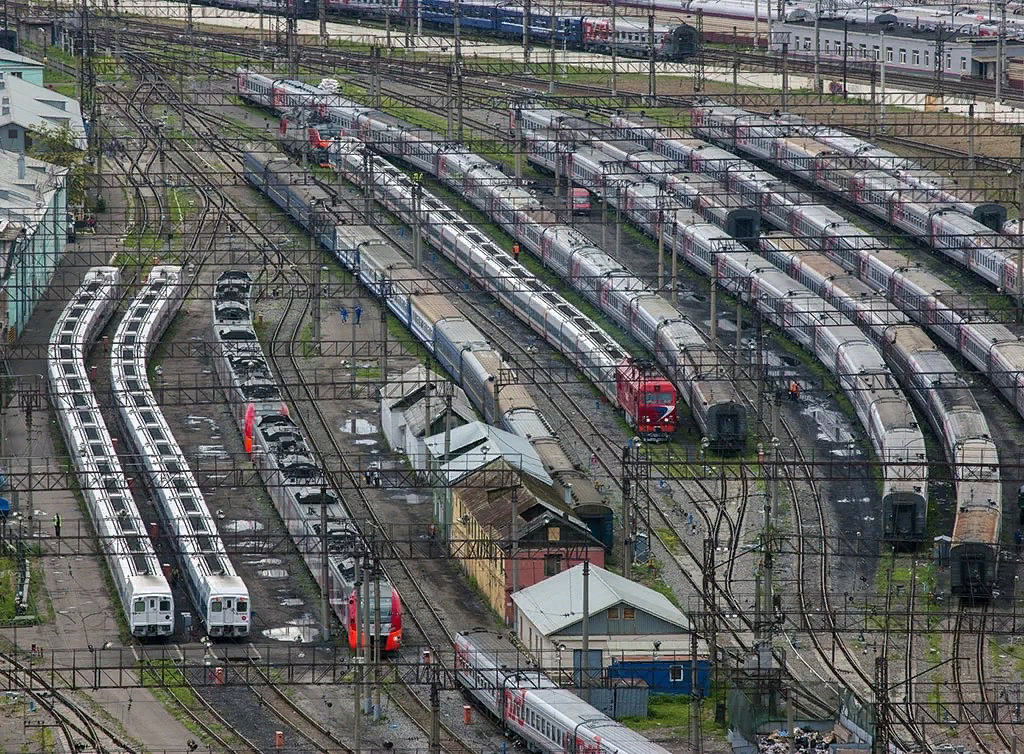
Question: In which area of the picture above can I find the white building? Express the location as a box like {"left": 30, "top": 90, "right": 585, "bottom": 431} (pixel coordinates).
{"left": 379, "top": 365, "right": 475, "bottom": 468}
{"left": 0, "top": 152, "right": 68, "bottom": 339}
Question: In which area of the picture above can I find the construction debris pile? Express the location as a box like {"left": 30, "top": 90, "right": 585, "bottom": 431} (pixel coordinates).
{"left": 757, "top": 728, "right": 836, "bottom": 754}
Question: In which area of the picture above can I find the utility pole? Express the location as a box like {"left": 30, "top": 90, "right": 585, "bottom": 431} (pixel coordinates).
{"left": 353, "top": 558, "right": 362, "bottom": 753}
{"left": 997, "top": 1, "right": 1006, "bottom": 101}
{"left": 1018, "top": 134, "right": 1023, "bottom": 322}
{"left": 581, "top": 559, "right": 590, "bottom": 703}
{"left": 454, "top": 0, "right": 463, "bottom": 141}
{"left": 754, "top": 0, "right": 759, "bottom": 50}
{"left": 873, "top": 657, "right": 890, "bottom": 754}
{"left": 648, "top": 12, "right": 655, "bottom": 105}
{"left": 610, "top": 0, "right": 617, "bottom": 96}
{"left": 523, "top": 0, "right": 531, "bottom": 63}
{"left": 312, "top": 205, "right": 322, "bottom": 351}
{"left": 694, "top": 10, "right": 705, "bottom": 93}
{"left": 657, "top": 191, "right": 665, "bottom": 290}
{"left": 879, "top": 28, "right": 887, "bottom": 132}
{"left": 690, "top": 627, "right": 702, "bottom": 754}
{"left": 429, "top": 672, "right": 441, "bottom": 754}
{"left": 620, "top": 443, "right": 634, "bottom": 579}
{"left": 710, "top": 269, "right": 717, "bottom": 345}
{"left": 363, "top": 151, "right": 372, "bottom": 222}
{"left": 813, "top": 0, "right": 821, "bottom": 98}
{"left": 373, "top": 560, "right": 382, "bottom": 718}
{"left": 319, "top": 0, "right": 327, "bottom": 44}
{"left": 320, "top": 485, "right": 330, "bottom": 639}
{"left": 781, "top": 41, "right": 788, "bottom": 112}
{"left": 968, "top": 103, "right": 975, "bottom": 198}
{"left": 413, "top": 183, "right": 423, "bottom": 270}
{"left": 548, "top": 0, "right": 556, "bottom": 94}
{"left": 362, "top": 555, "right": 371, "bottom": 713}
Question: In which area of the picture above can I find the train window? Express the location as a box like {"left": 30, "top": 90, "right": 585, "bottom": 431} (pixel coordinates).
{"left": 237, "top": 600, "right": 248, "bottom": 613}
{"left": 134, "top": 600, "right": 145, "bottom": 613}
{"left": 160, "top": 599, "right": 171, "bottom": 611}
{"left": 211, "top": 600, "right": 223, "bottom": 612}
{"left": 226, "top": 599, "right": 233, "bottom": 609}
{"left": 150, "top": 599, "right": 155, "bottom": 609}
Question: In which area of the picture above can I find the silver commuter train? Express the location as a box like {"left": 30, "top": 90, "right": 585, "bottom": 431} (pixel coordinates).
{"left": 240, "top": 149, "right": 616, "bottom": 545}
{"left": 516, "top": 109, "right": 930, "bottom": 540}
{"left": 611, "top": 112, "right": 1024, "bottom": 446}
{"left": 689, "top": 102, "right": 1022, "bottom": 295}
{"left": 760, "top": 234, "right": 1001, "bottom": 589}
{"left": 112, "top": 266, "right": 251, "bottom": 637}
{"left": 48, "top": 266, "right": 175, "bottom": 636}
{"left": 299, "top": 92, "right": 748, "bottom": 450}
{"left": 211, "top": 270, "right": 403, "bottom": 650}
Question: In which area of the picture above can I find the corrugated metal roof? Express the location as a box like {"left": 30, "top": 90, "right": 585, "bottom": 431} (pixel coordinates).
{"left": 0, "top": 73, "right": 86, "bottom": 148}
{"left": 424, "top": 421, "right": 552, "bottom": 486}
{"left": 379, "top": 365, "right": 446, "bottom": 407}
{"left": 403, "top": 393, "right": 475, "bottom": 438}
{"left": 512, "top": 564, "right": 691, "bottom": 637}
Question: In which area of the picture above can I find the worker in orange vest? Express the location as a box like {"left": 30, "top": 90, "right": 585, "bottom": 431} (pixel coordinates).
{"left": 512, "top": 243, "right": 520, "bottom": 261}
{"left": 788, "top": 380, "right": 801, "bottom": 401}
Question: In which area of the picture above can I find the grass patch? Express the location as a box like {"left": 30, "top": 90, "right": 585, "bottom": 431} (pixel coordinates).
{"left": 620, "top": 691, "right": 727, "bottom": 739}
{"left": 656, "top": 527, "right": 682, "bottom": 554}
{"left": 632, "top": 560, "right": 681, "bottom": 608}
{"left": 0, "top": 557, "right": 17, "bottom": 621}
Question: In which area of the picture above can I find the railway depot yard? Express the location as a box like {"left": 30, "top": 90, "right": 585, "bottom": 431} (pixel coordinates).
{"left": 4, "top": 1, "right": 1024, "bottom": 753}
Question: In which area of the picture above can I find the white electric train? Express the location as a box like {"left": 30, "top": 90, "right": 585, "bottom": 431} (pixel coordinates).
{"left": 112, "top": 266, "right": 251, "bottom": 637}
{"left": 48, "top": 267, "right": 175, "bottom": 636}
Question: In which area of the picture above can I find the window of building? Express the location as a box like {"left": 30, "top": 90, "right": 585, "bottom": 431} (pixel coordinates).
{"left": 803, "top": 38, "right": 811, "bottom": 50}
{"left": 670, "top": 666, "right": 683, "bottom": 682}
{"left": 946, "top": 54, "right": 951, "bottom": 69}
{"left": 873, "top": 45, "right": 880, "bottom": 60}
{"left": 623, "top": 607, "right": 636, "bottom": 620}
{"left": 6, "top": 129, "right": 15, "bottom": 140}
{"left": 544, "top": 554, "right": 562, "bottom": 577}
{"left": 913, "top": 49, "right": 920, "bottom": 65}
{"left": 607, "top": 607, "right": 620, "bottom": 620}
{"left": 924, "top": 50, "right": 930, "bottom": 67}
{"left": 11, "top": 72, "right": 20, "bottom": 78}
{"left": 886, "top": 47, "right": 893, "bottom": 62}
{"left": 961, "top": 56, "right": 967, "bottom": 71}
{"left": 899, "top": 48, "right": 907, "bottom": 63}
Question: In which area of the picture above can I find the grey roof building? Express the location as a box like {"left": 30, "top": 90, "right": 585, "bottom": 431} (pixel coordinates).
{"left": 512, "top": 563, "right": 696, "bottom": 674}
{"left": 0, "top": 71, "right": 86, "bottom": 153}
{"left": 379, "top": 364, "right": 475, "bottom": 468}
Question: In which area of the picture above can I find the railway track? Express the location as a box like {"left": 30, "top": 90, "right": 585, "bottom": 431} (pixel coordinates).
{"left": 0, "top": 650, "right": 143, "bottom": 754}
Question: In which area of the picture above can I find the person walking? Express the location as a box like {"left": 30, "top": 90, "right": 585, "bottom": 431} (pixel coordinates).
{"left": 53, "top": 513, "right": 61, "bottom": 539}
{"left": 339, "top": 306, "right": 348, "bottom": 324}
{"left": 354, "top": 304, "right": 363, "bottom": 325}
{"left": 1015, "top": 528, "right": 1022, "bottom": 556}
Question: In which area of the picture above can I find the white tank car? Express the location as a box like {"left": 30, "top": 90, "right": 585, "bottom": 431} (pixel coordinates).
{"left": 113, "top": 266, "right": 250, "bottom": 638}
{"left": 48, "top": 267, "right": 175, "bottom": 636}
{"left": 761, "top": 234, "right": 1000, "bottom": 559}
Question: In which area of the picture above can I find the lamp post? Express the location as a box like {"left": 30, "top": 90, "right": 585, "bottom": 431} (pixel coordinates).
{"left": 700, "top": 436, "right": 710, "bottom": 477}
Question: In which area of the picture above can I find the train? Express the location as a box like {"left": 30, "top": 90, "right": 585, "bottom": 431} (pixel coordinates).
{"left": 212, "top": 270, "right": 402, "bottom": 650}
{"left": 518, "top": 108, "right": 943, "bottom": 545}
{"left": 689, "top": 102, "right": 1023, "bottom": 296}
{"left": 240, "top": 148, "right": 618, "bottom": 545}
{"left": 112, "top": 266, "right": 252, "bottom": 637}
{"left": 758, "top": 234, "right": 1001, "bottom": 593}
{"left": 590, "top": 110, "right": 1011, "bottom": 575}
{"left": 610, "top": 112, "right": 1024, "bottom": 442}
{"left": 48, "top": 267, "right": 176, "bottom": 636}
{"left": 455, "top": 629, "right": 698, "bottom": 754}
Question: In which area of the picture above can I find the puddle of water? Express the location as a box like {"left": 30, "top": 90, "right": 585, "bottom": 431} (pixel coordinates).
{"left": 246, "top": 557, "right": 283, "bottom": 567}
{"left": 225, "top": 520, "right": 265, "bottom": 533}
{"left": 339, "top": 418, "right": 378, "bottom": 435}
{"left": 185, "top": 415, "right": 218, "bottom": 432}
{"left": 354, "top": 439, "right": 378, "bottom": 446}
{"left": 262, "top": 615, "right": 320, "bottom": 643}
{"left": 392, "top": 493, "right": 426, "bottom": 506}
{"left": 196, "top": 445, "right": 229, "bottom": 460}
{"left": 280, "top": 597, "right": 304, "bottom": 607}
{"left": 259, "top": 568, "right": 289, "bottom": 578}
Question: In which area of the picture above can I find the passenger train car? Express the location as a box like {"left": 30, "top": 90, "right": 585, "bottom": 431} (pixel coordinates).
{"left": 689, "top": 102, "right": 1023, "bottom": 296}
{"left": 48, "top": 267, "right": 176, "bottom": 636}
{"left": 112, "top": 266, "right": 251, "bottom": 637}
{"left": 300, "top": 95, "right": 750, "bottom": 451}
{"left": 766, "top": 112, "right": 1007, "bottom": 232}
{"left": 759, "top": 234, "right": 1001, "bottom": 590}
{"left": 610, "top": 112, "right": 1024, "bottom": 443}
{"left": 212, "top": 271, "right": 403, "bottom": 650}
{"left": 519, "top": 107, "right": 931, "bottom": 543}
{"left": 241, "top": 149, "right": 618, "bottom": 545}
{"left": 455, "top": 629, "right": 695, "bottom": 754}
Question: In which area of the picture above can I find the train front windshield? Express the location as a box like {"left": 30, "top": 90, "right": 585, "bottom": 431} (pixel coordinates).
{"left": 644, "top": 391, "right": 674, "bottom": 404}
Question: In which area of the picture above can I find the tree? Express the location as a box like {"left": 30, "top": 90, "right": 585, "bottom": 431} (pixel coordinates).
{"left": 26, "top": 124, "right": 88, "bottom": 208}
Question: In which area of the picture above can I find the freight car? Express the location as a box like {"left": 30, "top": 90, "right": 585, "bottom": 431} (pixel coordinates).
{"left": 113, "top": 266, "right": 251, "bottom": 636}
{"left": 48, "top": 267, "right": 175, "bottom": 636}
